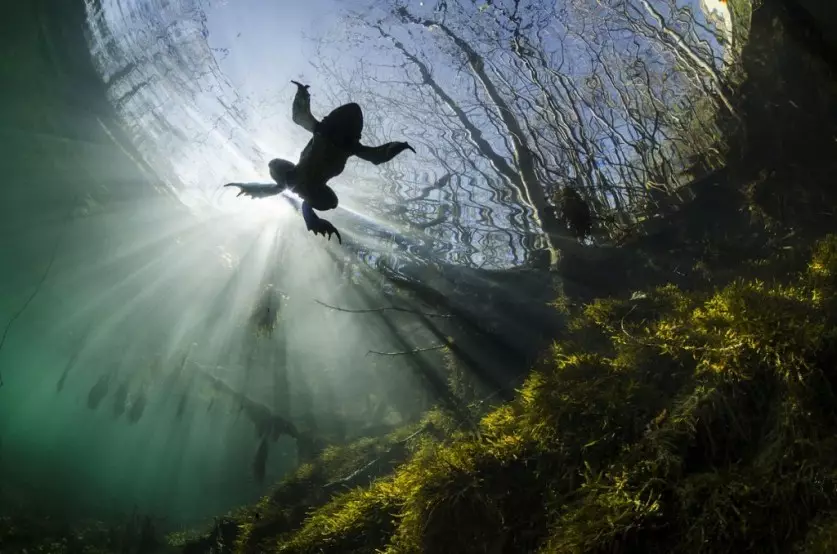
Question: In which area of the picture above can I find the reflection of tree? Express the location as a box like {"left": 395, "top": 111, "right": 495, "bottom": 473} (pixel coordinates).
{"left": 313, "top": 0, "right": 737, "bottom": 267}
{"left": 85, "top": 0, "right": 264, "bottom": 198}
{"left": 394, "top": 7, "right": 569, "bottom": 268}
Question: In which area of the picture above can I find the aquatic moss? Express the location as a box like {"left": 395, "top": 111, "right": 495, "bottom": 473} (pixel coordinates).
{"left": 182, "top": 235, "right": 837, "bottom": 553}
{"left": 278, "top": 483, "right": 399, "bottom": 553}
{"left": 795, "top": 512, "right": 837, "bottom": 553}
{"left": 0, "top": 512, "right": 160, "bottom": 554}
{"left": 173, "top": 419, "right": 440, "bottom": 552}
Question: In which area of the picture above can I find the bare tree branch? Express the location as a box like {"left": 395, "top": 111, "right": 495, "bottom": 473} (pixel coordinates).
{"left": 366, "top": 344, "right": 449, "bottom": 357}
{"left": 0, "top": 200, "right": 76, "bottom": 389}
{"left": 314, "top": 299, "right": 451, "bottom": 319}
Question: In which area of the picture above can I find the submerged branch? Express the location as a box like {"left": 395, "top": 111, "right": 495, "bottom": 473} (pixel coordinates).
{"left": 323, "top": 423, "right": 432, "bottom": 492}
{"left": 314, "top": 299, "right": 451, "bottom": 319}
{"left": 366, "top": 344, "right": 449, "bottom": 357}
{"left": 0, "top": 199, "right": 76, "bottom": 389}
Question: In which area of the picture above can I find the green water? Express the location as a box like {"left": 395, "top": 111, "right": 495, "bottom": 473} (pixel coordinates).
{"left": 0, "top": 1, "right": 284, "bottom": 527}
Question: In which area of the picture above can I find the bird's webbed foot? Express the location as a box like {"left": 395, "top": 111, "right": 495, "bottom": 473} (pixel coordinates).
{"left": 302, "top": 202, "right": 342, "bottom": 244}
{"left": 309, "top": 217, "right": 342, "bottom": 244}
{"left": 308, "top": 217, "right": 342, "bottom": 244}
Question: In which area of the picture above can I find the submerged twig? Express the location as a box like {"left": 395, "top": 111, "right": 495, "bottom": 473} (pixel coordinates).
{"left": 0, "top": 200, "right": 76, "bottom": 389}
{"left": 314, "top": 299, "right": 451, "bottom": 319}
{"left": 366, "top": 344, "right": 448, "bottom": 356}
{"left": 323, "top": 423, "right": 431, "bottom": 492}
{"left": 620, "top": 305, "right": 641, "bottom": 342}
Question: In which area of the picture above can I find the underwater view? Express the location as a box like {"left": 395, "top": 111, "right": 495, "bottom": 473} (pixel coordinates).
{"left": 1, "top": 0, "right": 837, "bottom": 551}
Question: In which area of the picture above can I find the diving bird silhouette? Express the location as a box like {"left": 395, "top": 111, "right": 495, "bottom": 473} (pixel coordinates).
{"left": 224, "top": 80, "right": 416, "bottom": 244}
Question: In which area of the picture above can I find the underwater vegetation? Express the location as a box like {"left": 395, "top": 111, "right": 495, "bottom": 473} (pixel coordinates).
{"left": 168, "top": 235, "right": 837, "bottom": 553}
{"left": 0, "top": 509, "right": 164, "bottom": 554}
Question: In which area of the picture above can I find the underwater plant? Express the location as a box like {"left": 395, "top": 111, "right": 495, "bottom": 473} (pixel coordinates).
{"left": 169, "top": 235, "right": 837, "bottom": 553}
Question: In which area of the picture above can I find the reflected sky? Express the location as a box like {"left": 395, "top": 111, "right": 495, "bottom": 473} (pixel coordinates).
{"left": 206, "top": 0, "right": 341, "bottom": 90}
